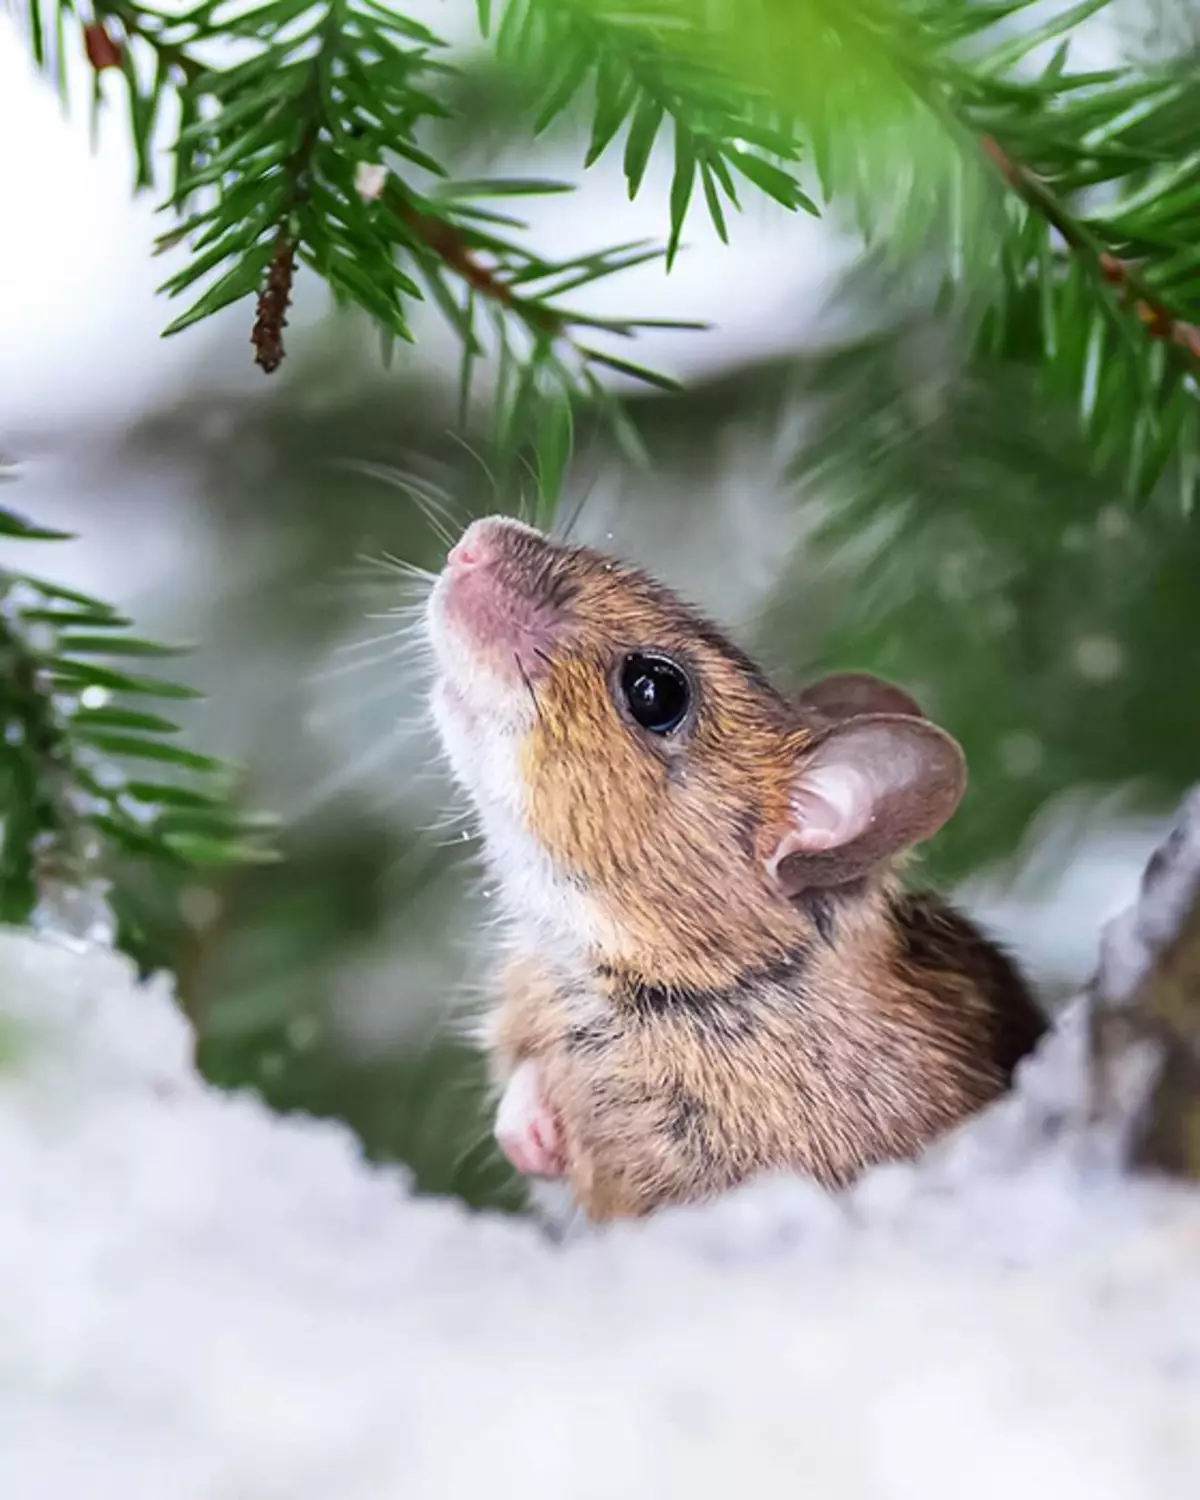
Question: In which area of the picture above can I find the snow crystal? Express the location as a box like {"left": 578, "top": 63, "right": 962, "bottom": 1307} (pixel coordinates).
{"left": 28, "top": 876, "right": 117, "bottom": 951}
{"left": 353, "top": 162, "right": 389, "bottom": 203}
{"left": 2, "top": 808, "right": 1200, "bottom": 1499}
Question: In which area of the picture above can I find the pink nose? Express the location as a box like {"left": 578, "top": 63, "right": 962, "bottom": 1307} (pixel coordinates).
{"left": 446, "top": 515, "right": 542, "bottom": 572}
{"left": 447, "top": 519, "right": 497, "bottom": 571}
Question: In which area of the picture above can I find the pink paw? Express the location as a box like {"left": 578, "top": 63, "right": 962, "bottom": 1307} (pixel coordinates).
{"left": 495, "top": 1061, "right": 565, "bottom": 1178}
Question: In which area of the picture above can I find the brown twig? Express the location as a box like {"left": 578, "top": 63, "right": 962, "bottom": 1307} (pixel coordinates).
{"left": 400, "top": 208, "right": 516, "bottom": 305}
{"left": 981, "top": 135, "right": 1200, "bottom": 364}
{"left": 392, "top": 197, "right": 564, "bottom": 340}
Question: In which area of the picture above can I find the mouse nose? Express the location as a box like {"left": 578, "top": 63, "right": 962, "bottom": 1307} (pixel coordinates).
{"left": 446, "top": 516, "right": 542, "bottom": 571}
{"left": 446, "top": 534, "right": 482, "bottom": 570}
{"left": 446, "top": 522, "right": 490, "bottom": 570}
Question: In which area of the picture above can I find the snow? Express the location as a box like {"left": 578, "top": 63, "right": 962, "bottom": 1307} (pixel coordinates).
{"left": 2, "top": 809, "right": 1200, "bottom": 1499}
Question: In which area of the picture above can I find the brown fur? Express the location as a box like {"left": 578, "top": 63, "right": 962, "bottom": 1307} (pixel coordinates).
{"left": 493, "top": 885, "right": 1044, "bottom": 1220}
{"left": 442, "top": 521, "right": 1046, "bottom": 1221}
{"left": 510, "top": 541, "right": 806, "bottom": 990}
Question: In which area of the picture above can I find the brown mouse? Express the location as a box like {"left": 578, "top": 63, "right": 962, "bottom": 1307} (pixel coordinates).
{"left": 425, "top": 515, "right": 1046, "bottom": 1222}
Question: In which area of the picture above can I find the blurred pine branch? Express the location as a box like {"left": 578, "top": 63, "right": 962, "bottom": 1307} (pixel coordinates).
{"left": 9, "top": 0, "right": 1200, "bottom": 503}
{"left": 0, "top": 466, "right": 275, "bottom": 936}
{"left": 753, "top": 298, "right": 1200, "bottom": 883}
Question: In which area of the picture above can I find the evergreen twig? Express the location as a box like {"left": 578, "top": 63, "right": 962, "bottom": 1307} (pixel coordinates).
{"left": 0, "top": 475, "right": 275, "bottom": 931}
{"left": 981, "top": 135, "right": 1200, "bottom": 367}
{"left": 17, "top": 0, "right": 1200, "bottom": 502}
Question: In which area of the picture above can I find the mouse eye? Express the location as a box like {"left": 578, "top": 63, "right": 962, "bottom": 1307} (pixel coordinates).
{"left": 619, "top": 653, "right": 691, "bottom": 736}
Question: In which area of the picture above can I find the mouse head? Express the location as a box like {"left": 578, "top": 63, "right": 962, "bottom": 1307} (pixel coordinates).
{"left": 426, "top": 516, "right": 965, "bottom": 980}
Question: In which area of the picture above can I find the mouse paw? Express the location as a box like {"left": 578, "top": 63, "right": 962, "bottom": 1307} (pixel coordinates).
{"left": 495, "top": 1060, "right": 565, "bottom": 1178}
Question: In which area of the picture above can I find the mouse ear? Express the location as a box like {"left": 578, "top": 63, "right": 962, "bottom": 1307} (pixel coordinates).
{"left": 794, "top": 672, "right": 924, "bottom": 723}
{"left": 764, "top": 714, "right": 966, "bottom": 894}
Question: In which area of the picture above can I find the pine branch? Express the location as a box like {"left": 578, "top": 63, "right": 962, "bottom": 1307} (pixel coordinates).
{"left": 597, "top": 0, "right": 1200, "bottom": 505}
{"left": 231, "top": 13, "right": 335, "bottom": 376}
{"left": 12, "top": 0, "right": 694, "bottom": 506}
{"left": 0, "top": 477, "right": 276, "bottom": 937}
{"left": 0, "top": 601, "right": 87, "bottom": 919}
{"left": 968, "top": 62, "right": 1200, "bottom": 503}
{"left": 981, "top": 135, "right": 1200, "bottom": 366}
{"left": 485, "top": 0, "right": 816, "bottom": 262}
{"left": 15, "top": 0, "right": 1200, "bottom": 513}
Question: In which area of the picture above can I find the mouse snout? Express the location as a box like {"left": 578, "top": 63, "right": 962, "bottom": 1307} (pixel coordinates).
{"left": 445, "top": 534, "right": 482, "bottom": 570}
{"left": 446, "top": 521, "right": 493, "bottom": 571}
{"left": 434, "top": 515, "right": 565, "bottom": 686}
{"left": 445, "top": 515, "right": 543, "bottom": 573}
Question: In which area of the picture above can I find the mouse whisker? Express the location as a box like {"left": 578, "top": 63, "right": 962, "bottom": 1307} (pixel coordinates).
{"left": 335, "top": 461, "right": 459, "bottom": 549}
{"left": 444, "top": 430, "right": 498, "bottom": 506}
{"left": 330, "top": 627, "right": 419, "bottom": 658}
{"left": 556, "top": 473, "right": 598, "bottom": 542}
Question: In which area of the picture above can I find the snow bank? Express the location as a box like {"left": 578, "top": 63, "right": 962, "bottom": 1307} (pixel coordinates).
{"left": 2, "top": 811, "right": 1200, "bottom": 1500}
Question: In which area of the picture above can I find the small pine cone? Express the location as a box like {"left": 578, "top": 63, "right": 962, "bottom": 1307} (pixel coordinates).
{"left": 251, "top": 236, "right": 296, "bottom": 374}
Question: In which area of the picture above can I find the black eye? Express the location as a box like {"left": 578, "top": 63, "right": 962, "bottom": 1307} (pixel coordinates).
{"left": 619, "top": 653, "right": 691, "bottom": 735}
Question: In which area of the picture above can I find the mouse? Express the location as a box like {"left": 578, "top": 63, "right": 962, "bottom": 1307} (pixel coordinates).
{"left": 425, "top": 514, "right": 1046, "bottom": 1222}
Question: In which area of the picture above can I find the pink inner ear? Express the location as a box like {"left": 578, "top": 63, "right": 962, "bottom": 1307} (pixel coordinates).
{"left": 789, "top": 764, "right": 873, "bottom": 852}
{"left": 765, "top": 714, "right": 966, "bottom": 893}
